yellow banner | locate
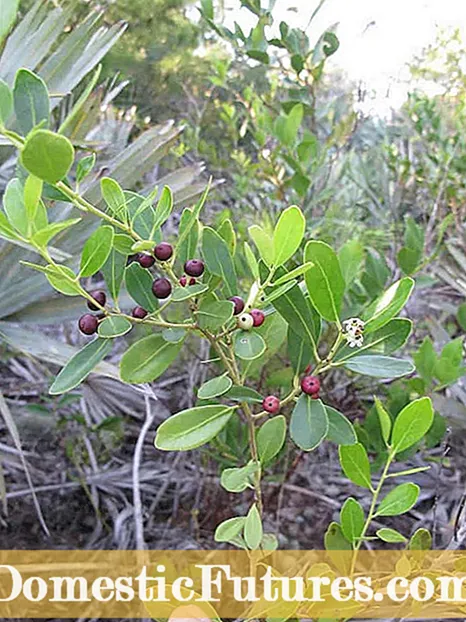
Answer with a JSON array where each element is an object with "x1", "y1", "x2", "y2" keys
[{"x1": 2, "y1": 550, "x2": 466, "y2": 618}]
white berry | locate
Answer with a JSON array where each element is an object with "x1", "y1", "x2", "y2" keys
[{"x1": 238, "y1": 313, "x2": 254, "y2": 330}]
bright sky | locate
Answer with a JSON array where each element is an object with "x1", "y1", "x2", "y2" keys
[{"x1": 223, "y1": 0, "x2": 466, "y2": 114}]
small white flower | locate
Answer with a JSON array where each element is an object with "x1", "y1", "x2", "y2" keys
[
  {"x1": 346, "y1": 333, "x2": 364, "y2": 348},
  {"x1": 343, "y1": 317, "x2": 364, "y2": 348}
]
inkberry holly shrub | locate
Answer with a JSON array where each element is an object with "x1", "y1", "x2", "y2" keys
[{"x1": 0, "y1": 69, "x2": 438, "y2": 555}]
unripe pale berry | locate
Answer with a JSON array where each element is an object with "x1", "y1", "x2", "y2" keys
[
  {"x1": 263, "y1": 395, "x2": 280, "y2": 414},
  {"x1": 132, "y1": 306, "x2": 148, "y2": 319},
  {"x1": 179, "y1": 276, "x2": 187, "y2": 287},
  {"x1": 152, "y1": 277, "x2": 172, "y2": 299},
  {"x1": 154, "y1": 242, "x2": 173, "y2": 261},
  {"x1": 78, "y1": 314, "x2": 98, "y2": 335},
  {"x1": 251, "y1": 308, "x2": 265, "y2": 327},
  {"x1": 138, "y1": 253, "x2": 155, "y2": 268},
  {"x1": 87, "y1": 290, "x2": 106, "y2": 311},
  {"x1": 238, "y1": 313, "x2": 254, "y2": 330},
  {"x1": 184, "y1": 259, "x2": 204, "y2": 277},
  {"x1": 301, "y1": 375, "x2": 321, "y2": 396},
  {"x1": 229, "y1": 296, "x2": 245, "y2": 315}
]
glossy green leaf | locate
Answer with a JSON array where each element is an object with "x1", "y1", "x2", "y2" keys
[
  {"x1": 391, "y1": 397, "x2": 434, "y2": 453},
  {"x1": 46, "y1": 265, "x2": 81, "y2": 296},
  {"x1": 202, "y1": 227, "x2": 237, "y2": 297},
  {"x1": 175, "y1": 183, "x2": 210, "y2": 250},
  {"x1": 273, "y1": 205, "x2": 305, "y2": 266},
  {"x1": 325, "y1": 521, "x2": 352, "y2": 551},
  {"x1": 177, "y1": 207, "x2": 199, "y2": 264},
  {"x1": 304, "y1": 240, "x2": 345, "y2": 322},
  {"x1": 23, "y1": 175, "x2": 42, "y2": 229},
  {"x1": 155, "y1": 404, "x2": 235, "y2": 451},
  {"x1": 0, "y1": 80, "x2": 12, "y2": 123},
  {"x1": 248, "y1": 225, "x2": 274, "y2": 266},
  {"x1": 375, "y1": 483, "x2": 419, "y2": 517},
  {"x1": 3, "y1": 178, "x2": 27, "y2": 236},
  {"x1": 377, "y1": 528, "x2": 407, "y2": 543},
  {"x1": 364, "y1": 278, "x2": 414, "y2": 333},
  {"x1": 125, "y1": 262, "x2": 158, "y2": 312},
  {"x1": 326, "y1": 406, "x2": 357, "y2": 445},
  {"x1": 234, "y1": 331, "x2": 266, "y2": 360},
  {"x1": 290, "y1": 395, "x2": 328, "y2": 451},
  {"x1": 339, "y1": 443, "x2": 372, "y2": 489},
  {"x1": 97, "y1": 316, "x2": 132, "y2": 338},
  {"x1": 343, "y1": 355, "x2": 415, "y2": 379},
  {"x1": 80, "y1": 226, "x2": 114, "y2": 277},
  {"x1": 32, "y1": 219, "x2": 81, "y2": 247},
  {"x1": 409, "y1": 528, "x2": 432, "y2": 550},
  {"x1": 0, "y1": 210, "x2": 19, "y2": 240},
  {"x1": 101, "y1": 177, "x2": 127, "y2": 222},
  {"x1": 50, "y1": 338, "x2": 113, "y2": 395},
  {"x1": 152, "y1": 186, "x2": 173, "y2": 233},
  {"x1": 244, "y1": 503, "x2": 263, "y2": 550},
  {"x1": 288, "y1": 327, "x2": 313, "y2": 374},
  {"x1": 171, "y1": 283, "x2": 209, "y2": 302},
  {"x1": 221, "y1": 462, "x2": 259, "y2": 493},
  {"x1": 21, "y1": 130, "x2": 74, "y2": 184},
  {"x1": 340, "y1": 497, "x2": 365, "y2": 543},
  {"x1": 0, "y1": 0, "x2": 19, "y2": 45},
  {"x1": 196, "y1": 300, "x2": 234, "y2": 331},
  {"x1": 338, "y1": 239, "x2": 364, "y2": 286},
  {"x1": 225, "y1": 386, "x2": 263, "y2": 404},
  {"x1": 198, "y1": 375, "x2": 232, "y2": 400},
  {"x1": 257, "y1": 415, "x2": 286, "y2": 464},
  {"x1": 218, "y1": 218, "x2": 236, "y2": 255},
  {"x1": 126, "y1": 191, "x2": 156, "y2": 240},
  {"x1": 271, "y1": 262, "x2": 313, "y2": 287},
  {"x1": 214, "y1": 517, "x2": 245, "y2": 543},
  {"x1": 120, "y1": 334, "x2": 183, "y2": 384},
  {"x1": 101, "y1": 249, "x2": 127, "y2": 303},
  {"x1": 162, "y1": 328, "x2": 186, "y2": 343},
  {"x1": 76, "y1": 154, "x2": 96, "y2": 184},
  {"x1": 374, "y1": 397, "x2": 392, "y2": 445},
  {"x1": 244, "y1": 242, "x2": 259, "y2": 279},
  {"x1": 13, "y1": 69, "x2": 49, "y2": 134}
]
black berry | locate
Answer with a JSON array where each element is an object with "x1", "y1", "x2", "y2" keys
[
  {"x1": 184, "y1": 259, "x2": 204, "y2": 277},
  {"x1": 229, "y1": 296, "x2": 245, "y2": 315},
  {"x1": 154, "y1": 242, "x2": 173, "y2": 261},
  {"x1": 132, "y1": 306, "x2": 148, "y2": 319},
  {"x1": 138, "y1": 253, "x2": 155, "y2": 268},
  {"x1": 87, "y1": 290, "x2": 106, "y2": 311},
  {"x1": 78, "y1": 314, "x2": 98, "y2": 335},
  {"x1": 188, "y1": 277, "x2": 196, "y2": 286},
  {"x1": 152, "y1": 277, "x2": 172, "y2": 299}
]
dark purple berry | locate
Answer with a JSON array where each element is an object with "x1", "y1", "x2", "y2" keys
[
  {"x1": 301, "y1": 375, "x2": 321, "y2": 396},
  {"x1": 229, "y1": 296, "x2": 245, "y2": 315},
  {"x1": 184, "y1": 259, "x2": 204, "y2": 277},
  {"x1": 78, "y1": 314, "x2": 98, "y2": 335},
  {"x1": 188, "y1": 277, "x2": 196, "y2": 286},
  {"x1": 132, "y1": 306, "x2": 148, "y2": 319},
  {"x1": 154, "y1": 242, "x2": 173, "y2": 261},
  {"x1": 263, "y1": 395, "x2": 280, "y2": 414},
  {"x1": 152, "y1": 277, "x2": 172, "y2": 299},
  {"x1": 251, "y1": 308, "x2": 265, "y2": 327},
  {"x1": 87, "y1": 290, "x2": 106, "y2": 311},
  {"x1": 138, "y1": 253, "x2": 155, "y2": 268},
  {"x1": 179, "y1": 276, "x2": 187, "y2": 287}
]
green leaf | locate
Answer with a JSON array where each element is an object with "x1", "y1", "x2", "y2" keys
[
  {"x1": 23, "y1": 174, "x2": 42, "y2": 224},
  {"x1": 80, "y1": 226, "x2": 114, "y2": 277},
  {"x1": 218, "y1": 218, "x2": 236, "y2": 255},
  {"x1": 304, "y1": 241, "x2": 345, "y2": 322},
  {"x1": 3, "y1": 178, "x2": 27, "y2": 236},
  {"x1": 0, "y1": 79, "x2": 12, "y2": 124},
  {"x1": 126, "y1": 191, "x2": 156, "y2": 240},
  {"x1": 338, "y1": 240, "x2": 364, "y2": 286},
  {"x1": 155, "y1": 404, "x2": 235, "y2": 451},
  {"x1": 101, "y1": 249, "x2": 127, "y2": 303},
  {"x1": 271, "y1": 262, "x2": 313, "y2": 287},
  {"x1": 375, "y1": 483, "x2": 419, "y2": 517},
  {"x1": 97, "y1": 316, "x2": 132, "y2": 339},
  {"x1": 326, "y1": 406, "x2": 357, "y2": 445},
  {"x1": 374, "y1": 397, "x2": 392, "y2": 446},
  {"x1": 162, "y1": 328, "x2": 186, "y2": 343},
  {"x1": 409, "y1": 528, "x2": 432, "y2": 550},
  {"x1": 120, "y1": 334, "x2": 183, "y2": 384},
  {"x1": 214, "y1": 517, "x2": 245, "y2": 543},
  {"x1": 248, "y1": 225, "x2": 274, "y2": 266},
  {"x1": 0, "y1": 0, "x2": 19, "y2": 45},
  {"x1": 364, "y1": 278, "x2": 414, "y2": 333},
  {"x1": 175, "y1": 183, "x2": 210, "y2": 250},
  {"x1": 287, "y1": 328, "x2": 312, "y2": 375},
  {"x1": 457, "y1": 303, "x2": 466, "y2": 332},
  {"x1": 125, "y1": 263, "x2": 159, "y2": 312},
  {"x1": 391, "y1": 397, "x2": 434, "y2": 454},
  {"x1": 340, "y1": 497, "x2": 365, "y2": 543},
  {"x1": 46, "y1": 265, "x2": 81, "y2": 296},
  {"x1": 221, "y1": 462, "x2": 259, "y2": 493},
  {"x1": 376, "y1": 528, "x2": 407, "y2": 543},
  {"x1": 0, "y1": 210, "x2": 20, "y2": 241},
  {"x1": 152, "y1": 186, "x2": 173, "y2": 233},
  {"x1": 177, "y1": 207, "x2": 199, "y2": 264},
  {"x1": 257, "y1": 415, "x2": 286, "y2": 464},
  {"x1": 339, "y1": 443, "x2": 372, "y2": 489},
  {"x1": 290, "y1": 395, "x2": 328, "y2": 451},
  {"x1": 234, "y1": 331, "x2": 266, "y2": 360},
  {"x1": 244, "y1": 242, "x2": 259, "y2": 279},
  {"x1": 76, "y1": 154, "x2": 96, "y2": 184},
  {"x1": 335, "y1": 318, "x2": 412, "y2": 362},
  {"x1": 21, "y1": 130, "x2": 74, "y2": 184},
  {"x1": 101, "y1": 177, "x2": 127, "y2": 222},
  {"x1": 325, "y1": 521, "x2": 352, "y2": 551},
  {"x1": 13, "y1": 69, "x2": 49, "y2": 135},
  {"x1": 196, "y1": 300, "x2": 234, "y2": 331},
  {"x1": 225, "y1": 386, "x2": 263, "y2": 404},
  {"x1": 273, "y1": 206, "x2": 305, "y2": 266},
  {"x1": 171, "y1": 283, "x2": 209, "y2": 302},
  {"x1": 32, "y1": 219, "x2": 81, "y2": 247},
  {"x1": 202, "y1": 227, "x2": 237, "y2": 297},
  {"x1": 244, "y1": 503, "x2": 263, "y2": 550},
  {"x1": 198, "y1": 375, "x2": 232, "y2": 400},
  {"x1": 343, "y1": 355, "x2": 415, "y2": 379},
  {"x1": 113, "y1": 234, "x2": 134, "y2": 255},
  {"x1": 50, "y1": 339, "x2": 113, "y2": 395}
]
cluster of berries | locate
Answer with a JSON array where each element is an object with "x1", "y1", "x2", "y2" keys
[
  {"x1": 229, "y1": 296, "x2": 265, "y2": 330},
  {"x1": 260, "y1": 371, "x2": 321, "y2": 416}
]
